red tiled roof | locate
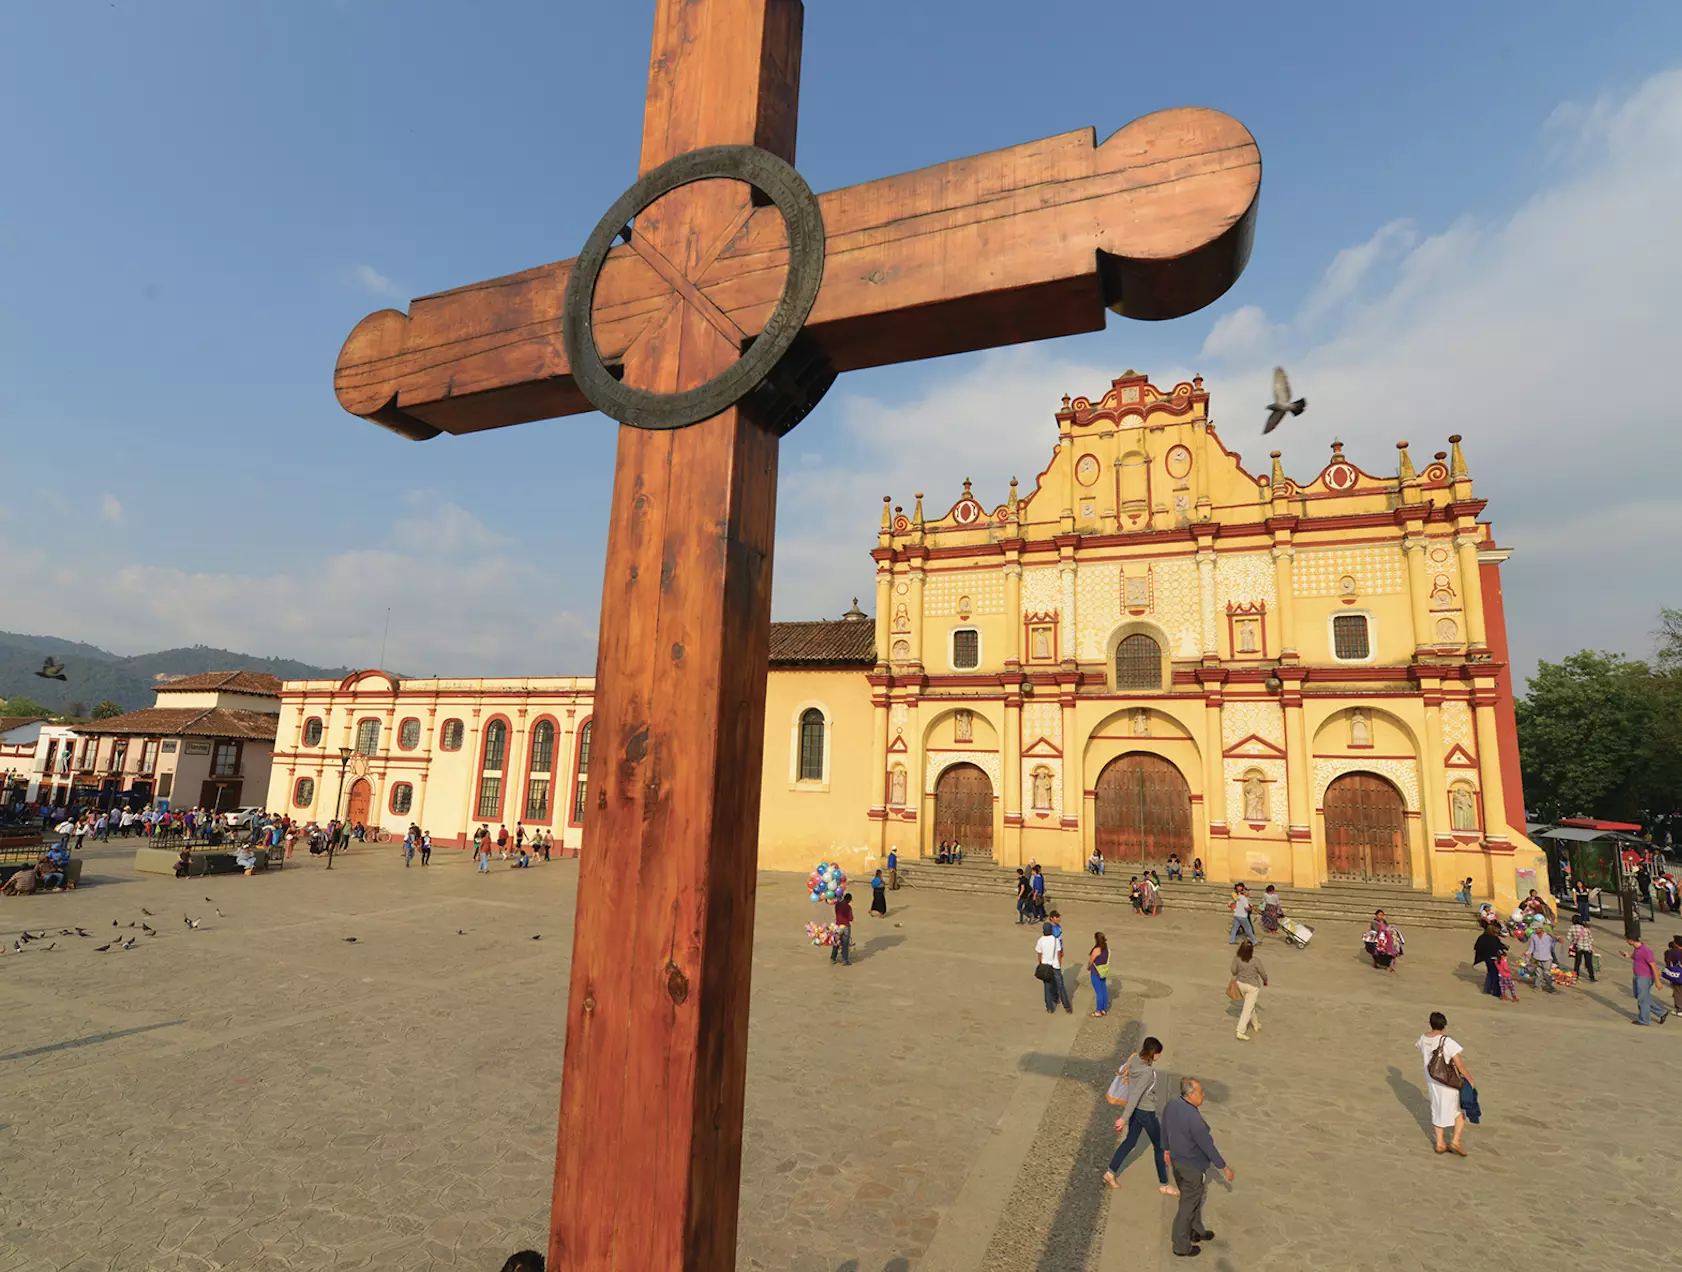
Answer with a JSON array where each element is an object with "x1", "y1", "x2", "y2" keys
[
  {"x1": 0, "y1": 716, "x2": 48, "y2": 733},
  {"x1": 153, "y1": 671, "x2": 283, "y2": 697},
  {"x1": 76, "y1": 707, "x2": 279, "y2": 741},
  {"x1": 768, "y1": 619, "x2": 876, "y2": 667}
]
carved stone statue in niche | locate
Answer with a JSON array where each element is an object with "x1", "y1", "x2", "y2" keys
[
  {"x1": 1349, "y1": 708, "x2": 1371, "y2": 748},
  {"x1": 954, "y1": 709, "x2": 974, "y2": 743},
  {"x1": 1032, "y1": 767, "x2": 1053, "y2": 811},
  {"x1": 1132, "y1": 708, "x2": 1150, "y2": 737},
  {"x1": 889, "y1": 766, "x2": 907, "y2": 807},
  {"x1": 1032, "y1": 626, "x2": 1052, "y2": 660},
  {"x1": 1243, "y1": 775, "x2": 1267, "y2": 823},
  {"x1": 1237, "y1": 619, "x2": 1258, "y2": 653},
  {"x1": 1451, "y1": 784, "x2": 1477, "y2": 831}
]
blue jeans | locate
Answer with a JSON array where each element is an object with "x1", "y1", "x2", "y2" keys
[
  {"x1": 1108, "y1": 1108, "x2": 1166, "y2": 1182},
  {"x1": 1043, "y1": 967, "x2": 1071, "y2": 1012},
  {"x1": 477, "y1": 854, "x2": 490, "y2": 873},
  {"x1": 40, "y1": 871, "x2": 65, "y2": 890},
  {"x1": 1635, "y1": 975, "x2": 1667, "y2": 1024},
  {"x1": 1017, "y1": 894, "x2": 1032, "y2": 924},
  {"x1": 1091, "y1": 970, "x2": 1110, "y2": 1013},
  {"x1": 1229, "y1": 915, "x2": 1256, "y2": 944},
  {"x1": 831, "y1": 926, "x2": 851, "y2": 964}
]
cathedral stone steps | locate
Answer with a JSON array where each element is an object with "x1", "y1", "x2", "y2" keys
[{"x1": 898, "y1": 861, "x2": 1484, "y2": 930}]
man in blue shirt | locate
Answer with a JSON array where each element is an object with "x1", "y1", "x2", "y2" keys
[
  {"x1": 1161, "y1": 1077, "x2": 1234, "y2": 1258},
  {"x1": 887, "y1": 847, "x2": 898, "y2": 891},
  {"x1": 1029, "y1": 864, "x2": 1046, "y2": 919}
]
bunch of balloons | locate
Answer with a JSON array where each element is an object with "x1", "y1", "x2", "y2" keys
[
  {"x1": 805, "y1": 921, "x2": 844, "y2": 947},
  {"x1": 806, "y1": 861, "x2": 847, "y2": 903}
]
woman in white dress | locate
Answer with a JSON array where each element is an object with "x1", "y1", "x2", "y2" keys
[{"x1": 1415, "y1": 1011, "x2": 1473, "y2": 1156}]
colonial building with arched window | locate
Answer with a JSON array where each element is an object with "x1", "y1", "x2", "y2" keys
[{"x1": 265, "y1": 372, "x2": 1544, "y2": 907}]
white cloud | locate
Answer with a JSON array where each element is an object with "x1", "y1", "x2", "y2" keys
[
  {"x1": 774, "y1": 66, "x2": 1682, "y2": 683},
  {"x1": 347, "y1": 263, "x2": 403, "y2": 300},
  {"x1": 99, "y1": 493, "x2": 123, "y2": 524},
  {"x1": 388, "y1": 491, "x2": 512, "y2": 555}
]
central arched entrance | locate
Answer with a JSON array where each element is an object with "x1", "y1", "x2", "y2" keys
[
  {"x1": 1323, "y1": 773, "x2": 1410, "y2": 883},
  {"x1": 1094, "y1": 753, "x2": 1193, "y2": 869},
  {"x1": 345, "y1": 778, "x2": 372, "y2": 829},
  {"x1": 932, "y1": 763, "x2": 993, "y2": 857}
]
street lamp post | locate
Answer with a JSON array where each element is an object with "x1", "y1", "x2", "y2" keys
[{"x1": 329, "y1": 746, "x2": 352, "y2": 870}]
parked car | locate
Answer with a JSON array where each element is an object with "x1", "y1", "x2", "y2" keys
[{"x1": 222, "y1": 806, "x2": 264, "y2": 829}]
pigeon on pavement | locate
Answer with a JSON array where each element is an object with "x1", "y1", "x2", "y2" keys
[
  {"x1": 94, "y1": 943, "x2": 111, "y2": 952},
  {"x1": 121, "y1": 937, "x2": 137, "y2": 950},
  {"x1": 1263, "y1": 366, "x2": 1307, "y2": 434},
  {"x1": 343, "y1": 937, "x2": 358, "y2": 943},
  {"x1": 141, "y1": 908, "x2": 154, "y2": 916}
]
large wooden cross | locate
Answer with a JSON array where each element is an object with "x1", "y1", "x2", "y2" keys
[{"x1": 334, "y1": 3, "x2": 1259, "y2": 1267}]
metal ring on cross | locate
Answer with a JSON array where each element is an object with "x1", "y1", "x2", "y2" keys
[{"x1": 562, "y1": 144, "x2": 834, "y2": 434}]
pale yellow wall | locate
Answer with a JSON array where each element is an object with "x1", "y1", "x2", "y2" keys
[
  {"x1": 154, "y1": 690, "x2": 279, "y2": 713},
  {"x1": 755, "y1": 669, "x2": 878, "y2": 873}
]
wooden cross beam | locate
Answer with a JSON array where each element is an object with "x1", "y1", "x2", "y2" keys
[{"x1": 332, "y1": 3, "x2": 1259, "y2": 1269}]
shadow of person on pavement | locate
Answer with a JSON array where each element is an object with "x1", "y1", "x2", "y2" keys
[
  {"x1": 1386, "y1": 1065, "x2": 1432, "y2": 1136},
  {"x1": 851, "y1": 934, "x2": 906, "y2": 962}
]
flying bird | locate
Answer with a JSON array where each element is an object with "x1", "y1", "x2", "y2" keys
[
  {"x1": 184, "y1": 916, "x2": 202, "y2": 930},
  {"x1": 1263, "y1": 366, "x2": 1307, "y2": 435},
  {"x1": 141, "y1": 908, "x2": 154, "y2": 917},
  {"x1": 34, "y1": 657, "x2": 68, "y2": 682},
  {"x1": 215, "y1": 908, "x2": 226, "y2": 918}
]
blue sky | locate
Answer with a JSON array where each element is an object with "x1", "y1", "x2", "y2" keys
[{"x1": 3, "y1": 1, "x2": 1680, "y2": 681}]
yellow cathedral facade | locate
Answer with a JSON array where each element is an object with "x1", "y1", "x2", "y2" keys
[{"x1": 267, "y1": 371, "x2": 1546, "y2": 907}]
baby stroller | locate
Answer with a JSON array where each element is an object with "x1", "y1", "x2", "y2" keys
[{"x1": 1278, "y1": 916, "x2": 1314, "y2": 950}]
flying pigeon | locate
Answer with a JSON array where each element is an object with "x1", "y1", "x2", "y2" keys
[
  {"x1": 34, "y1": 658, "x2": 68, "y2": 682},
  {"x1": 1263, "y1": 366, "x2": 1307, "y2": 435},
  {"x1": 141, "y1": 908, "x2": 154, "y2": 917},
  {"x1": 184, "y1": 916, "x2": 202, "y2": 930},
  {"x1": 215, "y1": 908, "x2": 226, "y2": 918},
  {"x1": 94, "y1": 942, "x2": 112, "y2": 952}
]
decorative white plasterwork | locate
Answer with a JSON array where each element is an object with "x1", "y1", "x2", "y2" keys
[
  {"x1": 1020, "y1": 701, "x2": 1062, "y2": 750},
  {"x1": 1075, "y1": 561, "x2": 1122, "y2": 660},
  {"x1": 1293, "y1": 545, "x2": 1406, "y2": 597},
  {"x1": 1440, "y1": 701, "x2": 1474, "y2": 753},
  {"x1": 1222, "y1": 700, "x2": 1286, "y2": 750},
  {"x1": 1313, "y1": 757, "x2": 1420, "y2": 811},
  {"x1": 890, "y1": 704, "x2": 909, "y2": 740},
  {"x1": 1022, "y1": 565, "x2": 1061, "y2": 616},
  {"x1": 1224, "y1": 757, "x2": 1286, "y2": 825},
  {"x1": 1022, "y1": 756, "x2": 1064, "y2": 821},
  {"x1": 926, "y1": 749, "x2": 1001, "y2": 795},
  {"x1": 924, "y1": 569, "x2": 1007, "y2": 617},
  {"x1": 1215, "y1": 552, "x2": 1278, "y2": 610},
  {"x1": 1147, "y1": 558, "x2": 1202, "y2": 658}
]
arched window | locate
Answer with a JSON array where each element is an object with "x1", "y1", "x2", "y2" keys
[
  {"x1": 397, "y1": 717, "x2": 421, "y2": 750},
  {"x1": 572, "y1": 721, "x2": 593, "y2": 823},
  {"x1": 798, "y1": 708, "x2": 826, "y2": 782},
  {"x1": 390, "y1": 782, "x2": 414, "y2": 815},
  {"x1": 293, "y1": 776, "x2": 315, "y2": 807},
  {"x1": 477, "y1": 720, "x2": 507, "y2": 820},
  {"x1": 355, "y1": 718, "x2": 381, "y2": 755},
  {"x1": 303, "y1": 717, "x2": 324, "y2": 746},
  {"x1": 1116, "y1": 633, "x2": 1163, "y2": 690},
  {"x1": 440, "y1": 719, "x2": 465, "y2": 751},
  {"x1": 525, "y1": 720, "x2": 555, "y2": 821}
]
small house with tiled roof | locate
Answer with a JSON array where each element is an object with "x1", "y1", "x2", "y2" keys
[{"x1": 41, "y1": 672, "x2": 281, "y2": 812}]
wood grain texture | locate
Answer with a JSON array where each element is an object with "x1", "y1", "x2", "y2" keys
[
  {"x1": 335, "y1": 108, "x2": 1259, "y2": 438},
  {"x1": 546, "y1": 2, "x2": 796, "y2": 1269}
]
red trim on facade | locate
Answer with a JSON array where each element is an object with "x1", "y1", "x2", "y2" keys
[
  {"x1": 396, "y1": 716, "x2": 421, "y2": 750},
  {"x1": 1478, "y1": 556, "x2": 1528, "y2": 831},
  {"x1": 473, "y1": 714, "x2": 512, "y2": 826},
  {"x1": 520, "y1": 714, "x2": 560, "y2": 828},
  {"x1": 567, "y1": 715, "x2": 594, "y2": 828}
]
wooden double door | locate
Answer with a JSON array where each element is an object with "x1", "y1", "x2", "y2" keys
[
  {"x1": 932, "y1": 763, "x2": 994, "y2": 857},
  {"x1": 1094, "y1": 753, "x2": 1193, "y2": 869},
  {"x1": 1323, "y1": 773, "x2": 1411, "y2": 883}
]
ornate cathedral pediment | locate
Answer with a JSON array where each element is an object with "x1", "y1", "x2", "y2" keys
[
  {"x1": 1443, "y1": 743, "x2": 1478, "y2": 768},
  {"x1": 1222, "y1": 733, "x2": 1288, "y2": 761}
]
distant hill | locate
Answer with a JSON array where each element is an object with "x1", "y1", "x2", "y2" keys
[{"x1": 0, "y1": 631, "x2": 353, "y2": 714}]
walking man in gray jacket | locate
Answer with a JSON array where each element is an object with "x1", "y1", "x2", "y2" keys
[{"x1": 1160, "y1": 1077, "x2": 1234, "y2": 1258}]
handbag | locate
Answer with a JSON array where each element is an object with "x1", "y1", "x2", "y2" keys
[
  {"x1": 1034, "y1": 963, "x2": 1055, "y2": 983},
  {"x1": 1226, "y1": 978, "x2": 1242, "y2": 1001},
  {"x1": 1427, "y1": 1038, "x2": 1465, "y2": 1089},
  {"x1": 1661, "y1": 961, "x2": 1682, "y2": 987},
  {"x1": 1106, "y1": 1063, "x2": 1130, "y2": 1106}
]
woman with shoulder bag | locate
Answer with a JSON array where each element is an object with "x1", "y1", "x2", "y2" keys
[
  {"x1": 1415, "y1": 1011, "x2": 1473, "y2": 1156},
  {"x1": 1102, "y1": 1037, "x2": 1176, "y2": 1195}
]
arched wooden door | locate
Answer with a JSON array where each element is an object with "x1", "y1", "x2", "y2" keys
[
  {"x1": 1094, "y1": 753, "x2": 1193, "y2": 869},
  {"x1": 1323, "y1": 773, "x2": 1410, "y2": 883},
  {"x1": 345, "y1": 779, "x2": 372, "y2": 828},
  {"x1": 933, "y1": 763, "x2": 994, "y2": 857}
]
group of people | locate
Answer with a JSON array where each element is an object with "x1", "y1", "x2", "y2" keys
[
  {"x1": 1032, "y1": 910, "x2": 1113, "y2": 1015},
  {"x1": 934, "y1": 839, "x2": 965, "y2": 864},
  {"x1": 471, "y1": 822, "x2": 555, "y2": 872},
  {"x1": 0, "y1": 839, "x2": 74, "y2": 895}
]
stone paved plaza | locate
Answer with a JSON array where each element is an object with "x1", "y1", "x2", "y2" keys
[{"x1": 2, "y1": 843, "x2": 1679, "y2": 1271}]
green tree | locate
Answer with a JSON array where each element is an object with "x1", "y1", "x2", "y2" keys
[
  {"x1": 0, "y1": 694, "x2": 51, "y2": 721},
  {"x1": 1657, "y1": 606, "x2": 1682, "y2": 672},
  {"x1": 91, "y1": 700, "x2": 123, "y2": 719},
  {"x1": 1517, "y1": 649, "x2": 1682, "y2": 823}
]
